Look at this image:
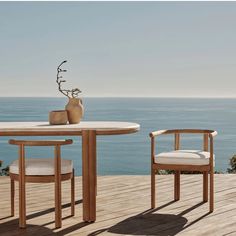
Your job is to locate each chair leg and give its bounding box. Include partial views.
[10,179,15,217]
[151,168,156,209]
[95,173,97,196]
[19,179,26,228]
[210,170,214,212]
[55,146,62,228]
[18,144,26,228]
[71,169,75,216]
[55,181,62,228]
[203,171,208,202]
[174,171,180,201]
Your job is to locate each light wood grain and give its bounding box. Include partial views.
[54,145,62,228]
[19,144,26,228]
[9,139,73,146]
[0,121,140,224]
[150,129,217,137]
[0,175,236,236]
[150,129,217,212]
[82,130,97,222]
[82,130,89,222]
[174,134,180,201]
[9,140,75,229]
[88,130,96,222]
[0,121,140,136]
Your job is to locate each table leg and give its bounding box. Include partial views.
[82,130,97,222]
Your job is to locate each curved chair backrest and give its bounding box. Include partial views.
[150,129,217,137]
[8,139,73,146]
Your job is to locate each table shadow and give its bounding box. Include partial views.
[88,201,210,236]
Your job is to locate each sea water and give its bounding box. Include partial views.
[0,97,235,175]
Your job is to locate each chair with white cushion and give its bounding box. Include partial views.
[149,129,217,212]
[9,139,75,229]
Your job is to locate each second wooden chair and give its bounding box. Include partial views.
[149,129,217,212]
[9,139,75,228]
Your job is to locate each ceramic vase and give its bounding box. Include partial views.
[65,98,84,124]
[49,110,68,125]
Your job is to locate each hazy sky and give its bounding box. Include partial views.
[0,2,236,97]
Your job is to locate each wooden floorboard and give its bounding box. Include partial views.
[1,175,236,235]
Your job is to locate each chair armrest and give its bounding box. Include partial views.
[149,130,167,138]
[150,129,217,138]
[209,131,217,138]
[9,139,73,146]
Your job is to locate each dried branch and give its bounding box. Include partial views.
[56,60,82,98]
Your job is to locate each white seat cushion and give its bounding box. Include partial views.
[155,150,215,166]
[10,158,73,175]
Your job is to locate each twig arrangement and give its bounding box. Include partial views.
[56,60,82,98]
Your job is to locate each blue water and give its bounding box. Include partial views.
[0,97,235,175]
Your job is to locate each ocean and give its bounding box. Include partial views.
[0,97,235,175]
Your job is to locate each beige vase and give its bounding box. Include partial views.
[65,98,84,124]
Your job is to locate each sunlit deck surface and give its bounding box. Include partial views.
[1,175,236,235]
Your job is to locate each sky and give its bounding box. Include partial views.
[0,2,236,98]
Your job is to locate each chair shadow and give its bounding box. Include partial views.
[88,201,210,236]
[0,200,211,236]
[26,199,82,220]
[0,199,82,222]
[0,199,83,235]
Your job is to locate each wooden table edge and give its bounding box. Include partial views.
[0,127,140,137]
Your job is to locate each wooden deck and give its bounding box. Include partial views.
[1,175,236,235]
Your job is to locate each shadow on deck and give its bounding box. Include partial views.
[0,175,236,235]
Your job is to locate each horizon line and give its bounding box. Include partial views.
[0,96,236,99]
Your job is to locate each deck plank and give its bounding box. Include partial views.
[1,175,236,235]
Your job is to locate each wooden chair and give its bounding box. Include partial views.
[149,129,217,212]
[9,139,75,229]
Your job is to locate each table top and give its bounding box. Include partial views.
[0,121,140,136]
